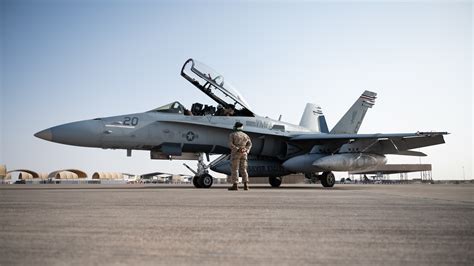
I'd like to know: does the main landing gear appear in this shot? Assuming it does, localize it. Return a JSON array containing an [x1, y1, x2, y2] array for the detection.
[[269, 176, 282, 188], [305, 171, 336, 188], [269, 172, 336, 188], [184, 153, 214, 189], [320, 172, 335, 187]]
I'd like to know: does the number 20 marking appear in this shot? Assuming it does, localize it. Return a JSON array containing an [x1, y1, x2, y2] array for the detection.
[[123, 117, 139, 126]]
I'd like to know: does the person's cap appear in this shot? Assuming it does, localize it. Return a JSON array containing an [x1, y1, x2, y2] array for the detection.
[[234, 122, 244, 129]]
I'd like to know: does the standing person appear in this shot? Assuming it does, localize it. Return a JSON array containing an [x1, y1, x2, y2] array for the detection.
[[228, 122, 252, 191]]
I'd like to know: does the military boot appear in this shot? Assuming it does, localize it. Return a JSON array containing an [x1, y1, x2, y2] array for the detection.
[[228, 183, 239, 191], [243, 182, 249, 191]]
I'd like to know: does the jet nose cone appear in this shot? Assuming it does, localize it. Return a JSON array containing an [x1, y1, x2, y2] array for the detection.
[[34, 129, 53, 141], [35, 120, 104, 147]]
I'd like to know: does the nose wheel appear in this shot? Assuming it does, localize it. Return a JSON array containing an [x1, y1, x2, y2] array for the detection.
[[184, 153, 214, 189], [192, 175, 202, 188], [193, 173, 213, 188]]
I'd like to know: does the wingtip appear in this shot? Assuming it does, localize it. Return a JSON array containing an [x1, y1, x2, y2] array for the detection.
[[416, 131, 450, 136]]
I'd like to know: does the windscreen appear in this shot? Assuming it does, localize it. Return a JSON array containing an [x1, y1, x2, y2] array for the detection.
[[149, 101, 185, 114]]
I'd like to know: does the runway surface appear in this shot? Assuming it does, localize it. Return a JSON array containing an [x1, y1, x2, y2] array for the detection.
[[0, 184, 473, 265]]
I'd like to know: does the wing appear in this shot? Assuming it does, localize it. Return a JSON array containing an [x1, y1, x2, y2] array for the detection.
[[290, 132, 448, 156], [156, 116, 447, 157]]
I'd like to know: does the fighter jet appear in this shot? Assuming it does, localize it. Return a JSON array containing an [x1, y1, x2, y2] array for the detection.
[[35, 58, 448, 188]]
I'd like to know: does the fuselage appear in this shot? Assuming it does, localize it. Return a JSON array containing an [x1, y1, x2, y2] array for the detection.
[[35, 111, 311, 157]]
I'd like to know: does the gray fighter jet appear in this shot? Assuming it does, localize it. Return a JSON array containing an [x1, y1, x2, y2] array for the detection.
[[35, 58, 448, 188]]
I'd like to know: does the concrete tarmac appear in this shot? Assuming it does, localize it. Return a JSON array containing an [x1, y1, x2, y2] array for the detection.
[[0, 184, 473, 265]]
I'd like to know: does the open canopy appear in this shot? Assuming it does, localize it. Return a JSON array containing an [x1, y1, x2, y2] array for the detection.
[[181, 58, 255, 116]]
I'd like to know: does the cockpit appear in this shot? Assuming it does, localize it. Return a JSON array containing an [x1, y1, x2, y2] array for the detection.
[[149, 59, 256, 117], [148, 100, 251, 117]]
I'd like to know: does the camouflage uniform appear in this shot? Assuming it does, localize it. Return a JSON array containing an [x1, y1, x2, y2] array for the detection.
[[228, 130, 252, 184]]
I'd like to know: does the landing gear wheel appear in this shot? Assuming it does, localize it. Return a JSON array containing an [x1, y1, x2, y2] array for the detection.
[[269, 176, 282, 188], [320, 172, 335, 188], [198, 173, 213, 189], [185, 153, 213, 189], [193, 176, 202, 188]]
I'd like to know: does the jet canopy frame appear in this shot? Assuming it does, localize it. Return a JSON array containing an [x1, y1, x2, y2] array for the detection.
[[181, 58, 255, 117], [148, 101, 186, 114]]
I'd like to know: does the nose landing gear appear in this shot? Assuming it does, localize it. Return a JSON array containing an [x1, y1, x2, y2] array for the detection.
[[184, 153, 214, 189]]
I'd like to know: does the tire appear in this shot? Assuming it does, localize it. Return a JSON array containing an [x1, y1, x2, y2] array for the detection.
[[269, 176, 282, 188], [321, 172, 335, 187], [198, 174, 213, 189], [193, 176, 202, 188]]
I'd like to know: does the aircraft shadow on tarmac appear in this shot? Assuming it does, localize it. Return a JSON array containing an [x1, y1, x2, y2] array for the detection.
[[139, 184, 365, 191]]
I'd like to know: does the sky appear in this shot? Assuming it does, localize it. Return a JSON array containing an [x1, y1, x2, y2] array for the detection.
[[1, 0, 472, 180]]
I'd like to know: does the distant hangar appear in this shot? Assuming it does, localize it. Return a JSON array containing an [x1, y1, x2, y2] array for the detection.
[[0, 166, 131, 183], [349, 164, 433, 181], [350, 164, 432, 175]]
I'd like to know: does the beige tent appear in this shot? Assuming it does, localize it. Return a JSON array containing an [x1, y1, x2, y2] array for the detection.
[[0, 164, 6, 178], [19, 172, 34, 180], [92, 172, 124, 180], [48, 169, 87, 179], [38, 173, 48, 180], [55, 171, 79, 179], [7, 169, 41, 179]]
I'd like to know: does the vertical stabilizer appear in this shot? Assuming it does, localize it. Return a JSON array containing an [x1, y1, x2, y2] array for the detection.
[[330, 90, 376, 134], [299, 103, 329, 133]]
